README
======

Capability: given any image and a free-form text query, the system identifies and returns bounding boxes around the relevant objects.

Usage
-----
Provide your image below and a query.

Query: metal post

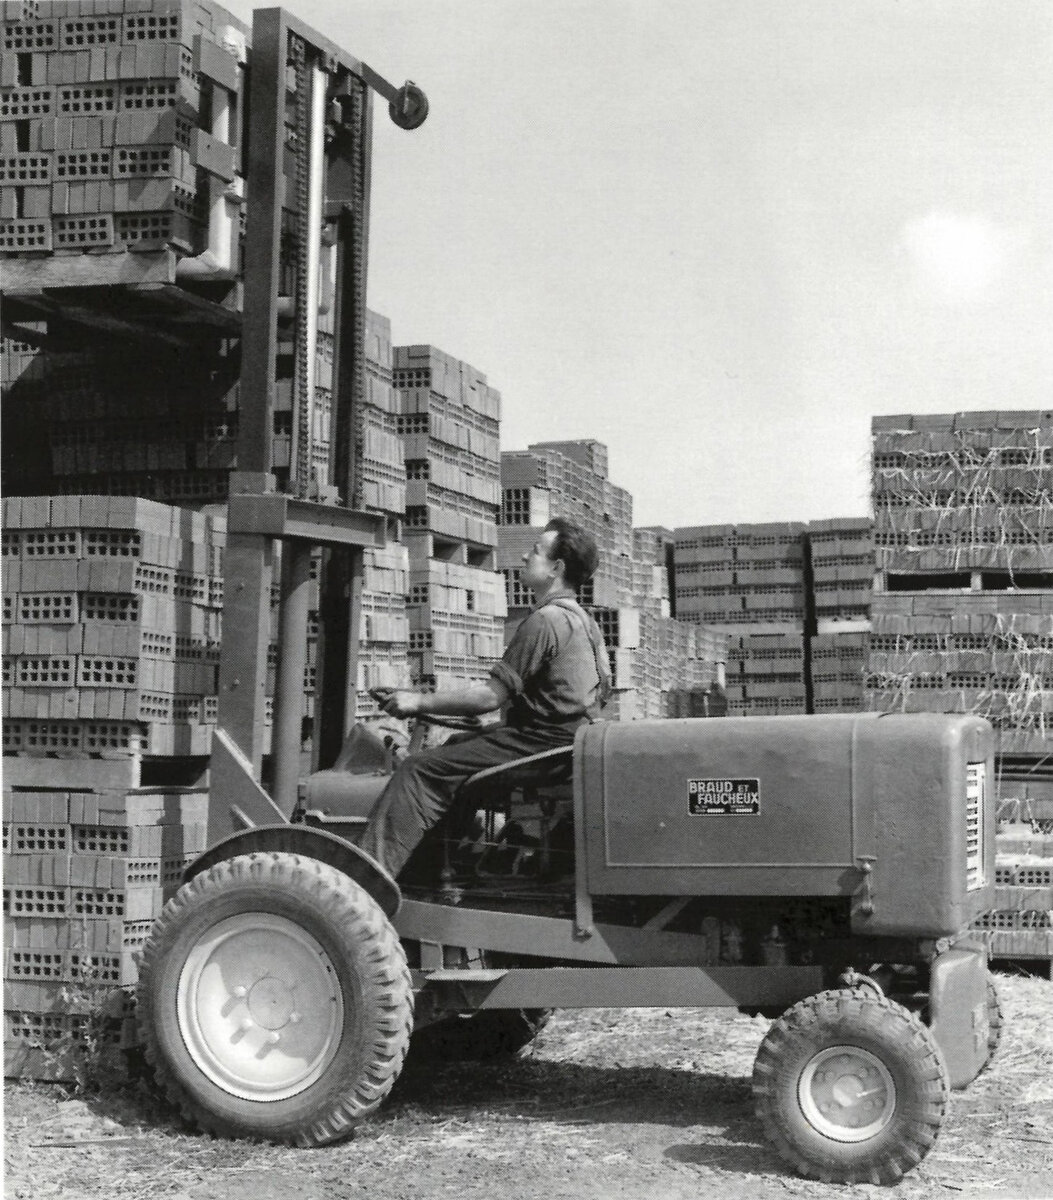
[271,540,314,813]
[237,7,285,478]
[208,81,235,270]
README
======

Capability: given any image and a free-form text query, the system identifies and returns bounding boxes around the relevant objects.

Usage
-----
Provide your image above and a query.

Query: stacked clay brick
[0,0,245,259]
[500,440,634,611]
[808,517,874,713]
[2,493,222,1077]
[2,335,240,511]
[976,822,1053,975]
[596,607,727,722]
[3,494,225,756]
[499,443,727,719]
[674,523,808,718]
[3,782,207,1078]
[395,344,506,694]
[869,410,1053,974]
[867,412,1053,754]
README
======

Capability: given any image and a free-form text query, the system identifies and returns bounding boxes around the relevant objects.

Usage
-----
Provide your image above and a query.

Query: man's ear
[552,557,566,580]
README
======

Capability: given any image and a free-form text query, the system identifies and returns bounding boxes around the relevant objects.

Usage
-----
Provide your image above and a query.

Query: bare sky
[225,0,1052,529]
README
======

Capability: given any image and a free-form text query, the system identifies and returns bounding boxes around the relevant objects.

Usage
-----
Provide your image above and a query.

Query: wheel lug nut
[266,1032,280,1045]
[232,986,248,999]
[289,1011,302,1024]
[239,1017,253,1031]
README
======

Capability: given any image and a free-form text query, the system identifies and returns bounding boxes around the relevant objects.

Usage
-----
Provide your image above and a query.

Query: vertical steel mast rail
[209,7,426,845]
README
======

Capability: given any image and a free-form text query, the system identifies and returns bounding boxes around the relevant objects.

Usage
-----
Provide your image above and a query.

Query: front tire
[983,973,1003,1069]
[137,852,412,1146]
[752,988,948,1184]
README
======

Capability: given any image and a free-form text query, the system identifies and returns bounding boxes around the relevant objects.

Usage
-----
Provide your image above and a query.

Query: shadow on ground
[388,1052,756,1127]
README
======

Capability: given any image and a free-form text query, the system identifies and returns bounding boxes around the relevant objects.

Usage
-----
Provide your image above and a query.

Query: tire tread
[136,852,412,1147]
[752,987,948,1185]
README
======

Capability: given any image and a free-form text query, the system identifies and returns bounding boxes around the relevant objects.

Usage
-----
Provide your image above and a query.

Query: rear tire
[752,988,948,1184]
[137,852,412,1146]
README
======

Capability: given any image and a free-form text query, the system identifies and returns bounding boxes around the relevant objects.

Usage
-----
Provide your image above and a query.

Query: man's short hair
[545,517,599,591]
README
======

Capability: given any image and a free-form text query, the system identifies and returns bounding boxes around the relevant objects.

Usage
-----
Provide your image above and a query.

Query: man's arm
[373,678,510,720]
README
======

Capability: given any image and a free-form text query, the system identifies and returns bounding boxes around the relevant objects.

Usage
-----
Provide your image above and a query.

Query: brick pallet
[864,411,1053,757]
[673,522,807,630]
[873,412,1053,576]
[3,493,225,758]
[0,0,247,260]
[2,335,241,503]
[725,628,807,717]
[865,592,1053,754]
[808,516,873,623]
[974,824,1053,977]
[499,444,726,719]
[499,441,633,561]
[393,342,508,692]
[810,630,868,713]
[2,782,207,1081]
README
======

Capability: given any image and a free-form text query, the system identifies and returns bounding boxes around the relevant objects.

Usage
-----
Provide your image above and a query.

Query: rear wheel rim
[176,912,345,1102]
[798,1044,896,1143]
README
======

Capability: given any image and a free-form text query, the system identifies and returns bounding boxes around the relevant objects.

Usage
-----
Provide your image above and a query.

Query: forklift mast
[208,7,426,846]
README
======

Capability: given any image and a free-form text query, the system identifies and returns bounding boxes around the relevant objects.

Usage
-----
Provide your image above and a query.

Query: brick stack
[810,630,868,714]
[806,517,873,713]
[3,494,225,758]
[354,541,412,708]
[2,492,220,1080]
[872,411,1053,580]
[3,781,207,1080]
[597,609,727,721]
[868,411,1053,976]
[867,411,1053,758]
[673,523,807,718]
[348,311,411,718]
[2,336,239,504]
[361,310,407,518]
[500,440,634,609]
[975,822,1053,978]
[394,343,506,692]
[395,344,501,551]
[673,523,806,629]
[499,444,726,719]
[405,559,506,691]
[808,517,873,626]
[723,630,807,717]
[0,0,247,261]
[865,592,1053,749]
[631,526,672,619]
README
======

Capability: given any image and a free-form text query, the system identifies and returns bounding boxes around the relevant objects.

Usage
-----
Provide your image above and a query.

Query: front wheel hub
[798,1045,896,1142]
[177,913,344,1102]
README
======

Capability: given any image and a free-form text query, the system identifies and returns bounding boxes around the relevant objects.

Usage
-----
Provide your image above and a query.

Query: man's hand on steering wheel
[369,687,423,720]
[369,687,484,732]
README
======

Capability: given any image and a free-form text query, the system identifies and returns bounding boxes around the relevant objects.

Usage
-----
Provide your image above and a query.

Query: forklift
[136,8,1000,1185]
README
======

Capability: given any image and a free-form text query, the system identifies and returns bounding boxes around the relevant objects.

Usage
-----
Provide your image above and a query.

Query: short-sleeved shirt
[490,589,609,733]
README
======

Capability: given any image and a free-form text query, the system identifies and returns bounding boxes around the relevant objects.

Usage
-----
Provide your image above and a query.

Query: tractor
[137,706,998,1185]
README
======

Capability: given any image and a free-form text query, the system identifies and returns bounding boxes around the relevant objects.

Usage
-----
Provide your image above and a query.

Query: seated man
[359,517,612,879]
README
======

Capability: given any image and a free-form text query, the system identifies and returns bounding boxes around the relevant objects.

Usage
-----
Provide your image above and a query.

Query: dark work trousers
[358,723,578,878]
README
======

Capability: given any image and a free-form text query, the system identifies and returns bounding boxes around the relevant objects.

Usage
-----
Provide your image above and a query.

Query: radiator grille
[966,761,986,891]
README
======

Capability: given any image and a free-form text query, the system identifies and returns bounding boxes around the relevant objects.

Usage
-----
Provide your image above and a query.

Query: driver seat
[454,746,575,877]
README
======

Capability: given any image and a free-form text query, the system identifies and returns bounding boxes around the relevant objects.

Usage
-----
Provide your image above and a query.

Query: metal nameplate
[687,778,760,816]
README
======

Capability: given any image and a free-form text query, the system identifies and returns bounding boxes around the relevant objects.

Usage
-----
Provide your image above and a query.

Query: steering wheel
[368,688,482,733]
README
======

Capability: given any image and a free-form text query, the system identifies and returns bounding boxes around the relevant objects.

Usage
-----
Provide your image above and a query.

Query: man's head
[521,517,599,596]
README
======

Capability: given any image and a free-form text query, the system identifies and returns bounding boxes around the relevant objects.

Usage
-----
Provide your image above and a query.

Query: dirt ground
[4,971,1053,1200]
